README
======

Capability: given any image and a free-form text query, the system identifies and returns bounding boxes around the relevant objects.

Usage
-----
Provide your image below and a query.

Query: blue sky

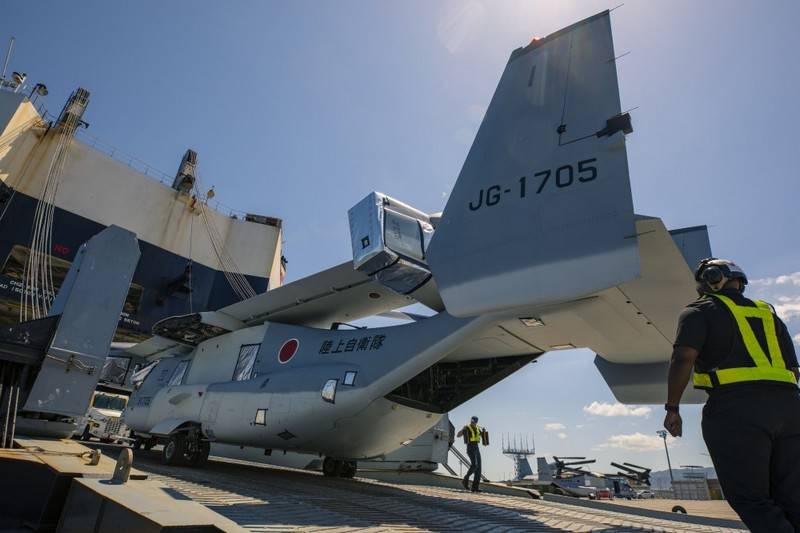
[3,1,798,480]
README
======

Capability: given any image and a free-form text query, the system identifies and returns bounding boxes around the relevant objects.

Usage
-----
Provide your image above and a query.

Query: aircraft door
[200,390,222,425]
[203,387,273,446]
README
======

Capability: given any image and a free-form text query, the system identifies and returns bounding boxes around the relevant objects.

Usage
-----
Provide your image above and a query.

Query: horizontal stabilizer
[594,356,706,404]
[428,11,639,317]
[669,225,712,271]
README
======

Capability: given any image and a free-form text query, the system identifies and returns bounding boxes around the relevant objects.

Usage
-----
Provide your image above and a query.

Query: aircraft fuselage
[125,313,491,459]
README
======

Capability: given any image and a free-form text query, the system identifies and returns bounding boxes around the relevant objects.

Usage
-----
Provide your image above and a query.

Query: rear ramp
[0,225,140,440]
[22,225,140,421]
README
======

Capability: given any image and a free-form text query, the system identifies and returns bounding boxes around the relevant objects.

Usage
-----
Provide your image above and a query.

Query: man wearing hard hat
[456,415,488,492]
[664,258,799,532]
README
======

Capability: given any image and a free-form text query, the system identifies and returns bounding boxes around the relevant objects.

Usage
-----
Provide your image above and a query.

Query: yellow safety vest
[466,424,482,443]
[693,293,797,389]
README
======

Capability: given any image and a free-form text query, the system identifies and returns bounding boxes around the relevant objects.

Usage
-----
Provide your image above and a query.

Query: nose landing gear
[322,457,357,478]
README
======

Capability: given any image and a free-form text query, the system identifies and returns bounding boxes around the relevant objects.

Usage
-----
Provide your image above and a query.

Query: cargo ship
[0,69,284,348]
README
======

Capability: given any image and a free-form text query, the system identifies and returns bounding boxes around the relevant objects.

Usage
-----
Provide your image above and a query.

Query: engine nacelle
[348,192,434,294]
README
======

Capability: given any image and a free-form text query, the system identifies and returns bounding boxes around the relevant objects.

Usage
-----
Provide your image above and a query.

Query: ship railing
[71,125,174,184]
[37,115,251,219]
[0,84,50,121]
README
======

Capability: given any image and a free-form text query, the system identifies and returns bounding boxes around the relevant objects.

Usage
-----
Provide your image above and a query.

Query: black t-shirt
[674,289,799,390]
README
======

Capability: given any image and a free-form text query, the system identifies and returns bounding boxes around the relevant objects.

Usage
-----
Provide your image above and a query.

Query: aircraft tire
[322,457,343,477]
[162,434,187,465]
[187,441,210,467]
[340,461,357,479]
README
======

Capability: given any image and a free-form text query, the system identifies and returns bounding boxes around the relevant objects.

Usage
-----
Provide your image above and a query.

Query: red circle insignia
[278,338,299,364]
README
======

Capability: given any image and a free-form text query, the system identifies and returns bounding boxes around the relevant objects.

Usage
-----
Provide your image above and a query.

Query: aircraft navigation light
[519,317,545,327]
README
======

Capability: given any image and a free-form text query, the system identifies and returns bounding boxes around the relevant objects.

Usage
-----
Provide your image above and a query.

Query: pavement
[125,448,747,533]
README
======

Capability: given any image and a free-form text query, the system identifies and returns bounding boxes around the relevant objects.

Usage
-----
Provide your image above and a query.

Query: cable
[188,214,193,313]
[20,104,81,321]
[192,180,256,301]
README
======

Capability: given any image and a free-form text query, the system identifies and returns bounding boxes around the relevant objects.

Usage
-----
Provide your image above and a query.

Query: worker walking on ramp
[457,415,488,492]
[663,258,800,533]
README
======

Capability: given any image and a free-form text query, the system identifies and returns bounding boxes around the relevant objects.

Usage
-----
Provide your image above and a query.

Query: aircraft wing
[122,334,193,360]
[219,261,443,328]
[145,260,445,347]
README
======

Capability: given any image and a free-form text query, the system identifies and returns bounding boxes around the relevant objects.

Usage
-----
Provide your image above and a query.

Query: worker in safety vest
[456,416,487,492]
[664,258,800,532]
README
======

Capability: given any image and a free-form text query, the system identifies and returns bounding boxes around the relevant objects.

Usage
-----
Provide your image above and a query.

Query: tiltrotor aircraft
[124,11,710,476]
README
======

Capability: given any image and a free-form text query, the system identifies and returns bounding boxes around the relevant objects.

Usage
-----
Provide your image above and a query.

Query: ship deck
[123,448,746,532]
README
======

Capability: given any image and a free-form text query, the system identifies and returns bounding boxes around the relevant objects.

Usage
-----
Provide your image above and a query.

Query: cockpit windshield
[130,360,158,388]
[92,393,128,411]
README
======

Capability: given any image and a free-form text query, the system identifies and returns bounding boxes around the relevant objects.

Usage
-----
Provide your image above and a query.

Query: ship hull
[0,190,268,342]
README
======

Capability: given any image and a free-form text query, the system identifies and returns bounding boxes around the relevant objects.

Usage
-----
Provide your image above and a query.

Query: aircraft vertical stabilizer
[427,11,639,317]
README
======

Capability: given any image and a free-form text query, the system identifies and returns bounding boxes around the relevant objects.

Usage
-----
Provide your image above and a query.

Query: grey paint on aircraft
[122,12,714,468]
[22,225,140,417]
[127,312,493,459]
[428,12,639,317]
[594,356,707,404]
[669,225,712,273]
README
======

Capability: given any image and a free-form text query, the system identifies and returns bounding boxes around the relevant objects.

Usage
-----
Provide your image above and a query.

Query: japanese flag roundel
[278,338,299,364]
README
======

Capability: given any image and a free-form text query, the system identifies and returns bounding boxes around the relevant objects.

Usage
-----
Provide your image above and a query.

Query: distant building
[671,479,711,500]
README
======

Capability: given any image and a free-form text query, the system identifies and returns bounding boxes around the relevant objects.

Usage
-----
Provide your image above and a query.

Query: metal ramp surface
[129,451,746,532]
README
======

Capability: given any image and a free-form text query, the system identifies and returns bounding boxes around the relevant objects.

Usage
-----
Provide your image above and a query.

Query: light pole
[656,430,675,484]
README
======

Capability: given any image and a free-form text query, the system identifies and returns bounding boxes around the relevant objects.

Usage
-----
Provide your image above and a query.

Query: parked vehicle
[76,391,132,443]
[594,488,614,500]
[636,490,656,499]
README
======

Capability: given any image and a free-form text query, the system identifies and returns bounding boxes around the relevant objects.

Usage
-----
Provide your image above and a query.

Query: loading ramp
[124,448,746,532]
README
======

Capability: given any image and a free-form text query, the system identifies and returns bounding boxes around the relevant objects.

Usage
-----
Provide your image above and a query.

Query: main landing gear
[161,428,210,467]
[322,457,357,478]
[132,432,156,451]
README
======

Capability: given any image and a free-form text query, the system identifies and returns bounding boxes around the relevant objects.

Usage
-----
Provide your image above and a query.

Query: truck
[76,391,132,443]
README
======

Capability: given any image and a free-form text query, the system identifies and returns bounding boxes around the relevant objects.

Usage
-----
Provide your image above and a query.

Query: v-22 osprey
[124,11,711,477]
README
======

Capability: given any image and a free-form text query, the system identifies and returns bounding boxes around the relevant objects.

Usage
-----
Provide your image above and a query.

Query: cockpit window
[130,360,158,388]
[168,360,190,386]
[321,379,338,404]
[92,394,128,411]
[100,356,131,385]
[233,344,260,381]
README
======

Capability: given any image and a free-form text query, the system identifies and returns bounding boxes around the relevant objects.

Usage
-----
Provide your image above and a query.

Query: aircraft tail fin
[426,11,640,317]
[537,457,554,481]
